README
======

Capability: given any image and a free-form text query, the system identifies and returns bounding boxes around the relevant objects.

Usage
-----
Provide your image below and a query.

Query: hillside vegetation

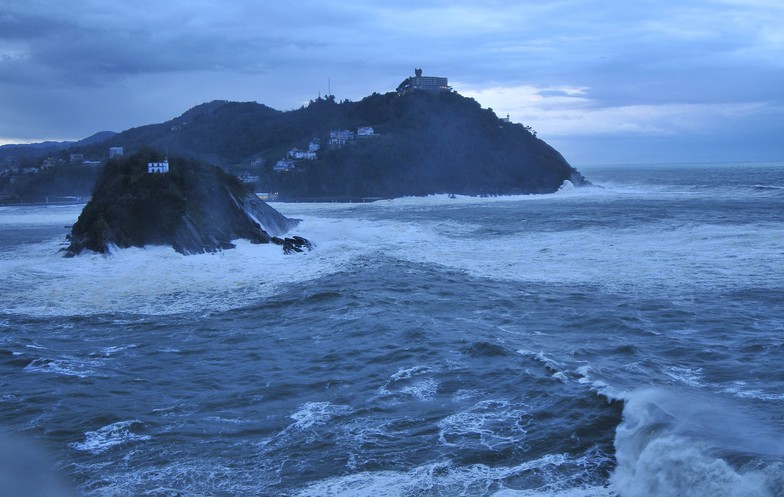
[13,90,587,202]
[90,91,585,198]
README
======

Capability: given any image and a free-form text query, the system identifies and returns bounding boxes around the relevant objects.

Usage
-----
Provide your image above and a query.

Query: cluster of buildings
[273,138,321,172]
[273,127,376,172]
[270,68,450,174]
[0,163,44,180]
[5,68,455,191]
[1,148,115,183]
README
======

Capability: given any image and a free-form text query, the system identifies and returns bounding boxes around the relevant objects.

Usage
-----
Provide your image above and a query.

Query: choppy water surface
[1,162,783,496]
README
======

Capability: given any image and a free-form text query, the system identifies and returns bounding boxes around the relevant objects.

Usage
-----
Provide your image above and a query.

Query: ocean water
[1,162,783,496]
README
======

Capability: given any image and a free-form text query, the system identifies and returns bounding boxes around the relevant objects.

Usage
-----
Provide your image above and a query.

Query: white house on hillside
[329,129,355,147]
[148,159,169,174]
[274,159,295,172]
[287,148,317,160]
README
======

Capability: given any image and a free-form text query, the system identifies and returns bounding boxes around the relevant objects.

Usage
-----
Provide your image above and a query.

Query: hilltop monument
[396,68,451,94]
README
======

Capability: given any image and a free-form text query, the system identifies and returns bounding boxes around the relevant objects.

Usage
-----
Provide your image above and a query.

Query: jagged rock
[271,235,315,254]
[63,150,312,256]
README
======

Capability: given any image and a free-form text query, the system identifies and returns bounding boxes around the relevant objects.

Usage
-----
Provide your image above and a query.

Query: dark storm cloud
[1,0,782,163]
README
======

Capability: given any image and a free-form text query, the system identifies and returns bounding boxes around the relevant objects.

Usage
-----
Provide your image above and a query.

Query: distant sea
[1,162,783,496]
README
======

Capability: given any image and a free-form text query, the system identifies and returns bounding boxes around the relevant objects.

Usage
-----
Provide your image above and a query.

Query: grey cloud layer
[1,0,781,162]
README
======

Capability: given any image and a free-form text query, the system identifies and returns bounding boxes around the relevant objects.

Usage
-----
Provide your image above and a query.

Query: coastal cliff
[63,150,310,256]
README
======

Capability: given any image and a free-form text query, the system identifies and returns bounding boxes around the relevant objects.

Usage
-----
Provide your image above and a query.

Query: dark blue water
[1,162,783,496]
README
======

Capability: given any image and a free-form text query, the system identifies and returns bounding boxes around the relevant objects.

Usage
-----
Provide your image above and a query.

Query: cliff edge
[63,150,310,256]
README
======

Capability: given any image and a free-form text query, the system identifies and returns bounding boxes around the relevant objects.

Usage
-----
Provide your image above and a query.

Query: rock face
[64,150,310,256]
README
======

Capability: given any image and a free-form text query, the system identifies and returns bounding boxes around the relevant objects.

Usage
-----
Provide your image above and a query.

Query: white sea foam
[491,487,614,497]
[399,378,439,401]
[97,344,138,357]
[375,365,439,402]
[389,365,433,381]
[289,401,353,430]
[278,192,784,296]
[2,185,782,315]
[661,365,705,388]
[257,401,354,452]
[0,216,364,316]
[292,454,606,497]
[70,420,151,454]
[24,356,100,378]
[438,399,530,450]
[722,381,784,402]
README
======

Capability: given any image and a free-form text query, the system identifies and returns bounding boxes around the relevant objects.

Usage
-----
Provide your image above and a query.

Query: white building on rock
[148,159,169,174]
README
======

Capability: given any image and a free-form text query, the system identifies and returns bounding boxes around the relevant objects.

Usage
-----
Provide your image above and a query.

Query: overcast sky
[1,0,782,164]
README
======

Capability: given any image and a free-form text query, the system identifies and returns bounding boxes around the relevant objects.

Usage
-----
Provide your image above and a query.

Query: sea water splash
[611,388,784,497]
[70,420,151,455]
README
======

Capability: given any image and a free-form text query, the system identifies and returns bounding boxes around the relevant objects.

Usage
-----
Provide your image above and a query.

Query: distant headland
[2,68,588,204]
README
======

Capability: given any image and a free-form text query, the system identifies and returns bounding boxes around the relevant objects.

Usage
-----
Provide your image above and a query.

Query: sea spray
[610,388,784,496]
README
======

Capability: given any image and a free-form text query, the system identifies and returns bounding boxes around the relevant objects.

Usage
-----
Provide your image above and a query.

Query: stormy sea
[1,162,783,497]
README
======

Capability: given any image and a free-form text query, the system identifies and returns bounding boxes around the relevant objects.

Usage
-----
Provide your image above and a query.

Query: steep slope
[271,91,585,198]
[74,90,587,199]
[64,149,310,256]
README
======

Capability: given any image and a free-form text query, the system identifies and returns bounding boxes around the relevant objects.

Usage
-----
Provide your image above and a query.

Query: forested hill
[86,91,587,198]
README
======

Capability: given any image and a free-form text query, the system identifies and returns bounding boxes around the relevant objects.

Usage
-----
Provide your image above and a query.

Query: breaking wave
[610,388,784,497]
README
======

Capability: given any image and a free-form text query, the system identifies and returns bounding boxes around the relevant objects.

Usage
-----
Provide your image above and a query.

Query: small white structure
[329,129,355,147]
[148,159,169,174]
[330,129,354,141]
[308,138,321,152]
[357,126,374,137]
[238,172,260,184]
[109,147,124,158]
[274,159,295,172]
[287,148,317,160]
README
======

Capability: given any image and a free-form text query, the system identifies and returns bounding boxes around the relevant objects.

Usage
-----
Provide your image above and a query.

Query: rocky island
[63,149,312,256]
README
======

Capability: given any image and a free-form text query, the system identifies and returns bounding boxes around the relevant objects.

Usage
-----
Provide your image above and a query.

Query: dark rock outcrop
[63,150,311,256]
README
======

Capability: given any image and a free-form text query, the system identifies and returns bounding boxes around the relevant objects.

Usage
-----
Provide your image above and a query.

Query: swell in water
[2,182,781,317]
[1,163,783,496]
